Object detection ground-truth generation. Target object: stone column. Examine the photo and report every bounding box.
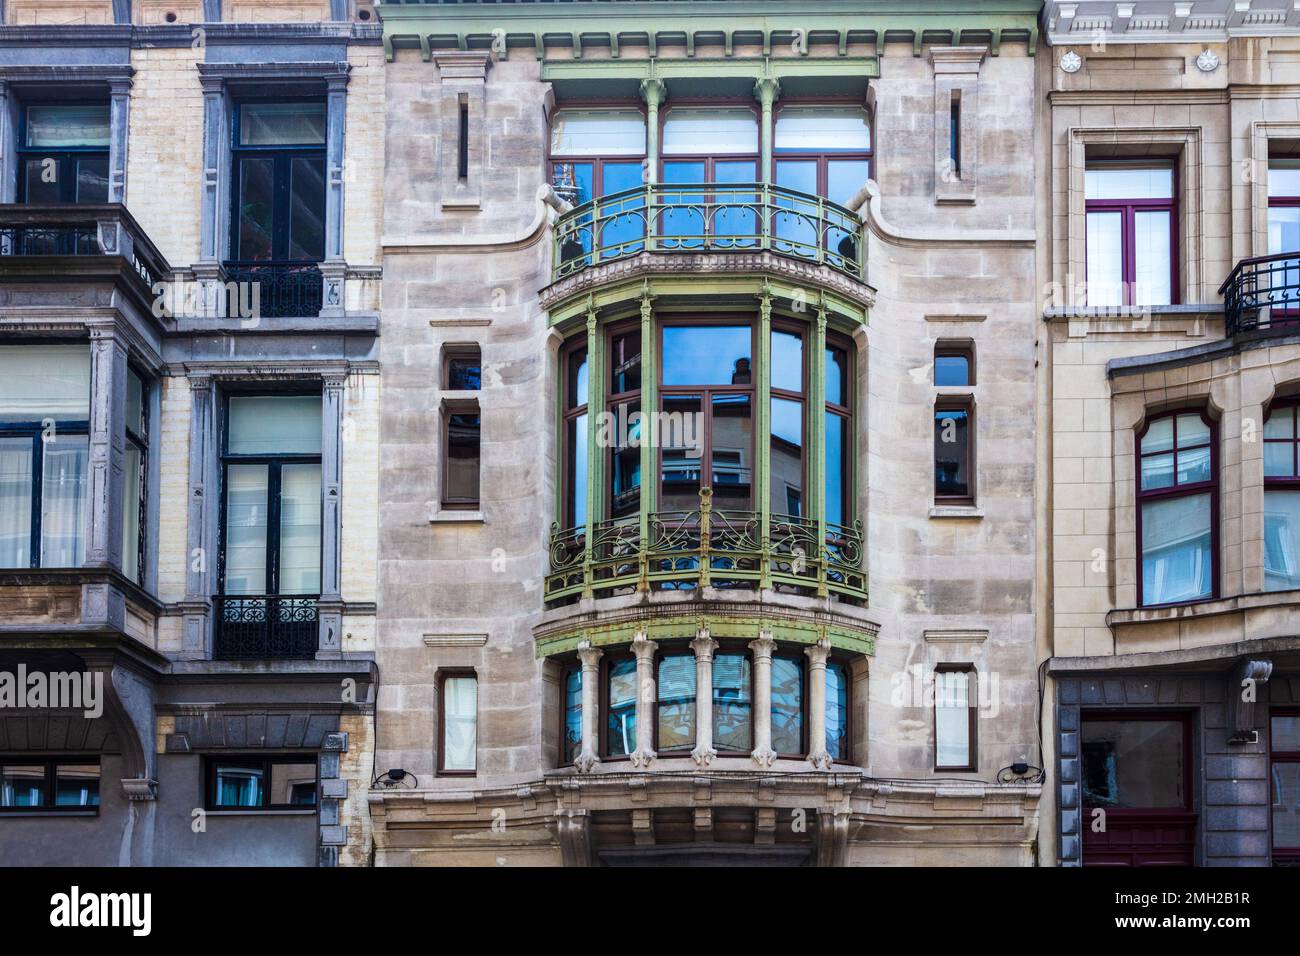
[630,630,657,768]
[317,373,346,658]
[0,81,15,204]
[690,629,718,766]
[575,641,603,773]
[320,68,350,318]
[805,638,832,769]
[183,376,217,660]
[108,78,132,203]
[86,327,127,571]
[749,632,777,768]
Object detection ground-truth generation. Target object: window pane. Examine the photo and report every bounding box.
[711,394,752,509]
[1140,452,1175,491]
[1133,210,1172,307]
[0,438,33,568]
[1265,490,1300,592]
[1082,719,1185,808]
[23,159,61,204]
[0,345,90,422]
[568,348,588,409]
[1265,405,1296,440]
[54,764,99,807]
[442,676,478,771]
[223,464,267,595]
[1176,446,1211,485]
[771,656,804,755]
[1273,762,1300,849]
[75,157,109,203]
[446,356,481,391]
[563,667,583,764]
[568,413,587,527]
[1141,416,1174,454]
[1085,166,1174,200]
[215,762,264,807]
[279,463,321,594]
[125,368,145,437]
[660,394,701,512]
[122,442,142,583]
[1,765,46,807]
[446,412,481,503]
[1085,211,1124,307]
[826,662,849,761]
[826,411,848,527]
[771,397,803,517]
[239,103,326,146]
[1141,493,1212,605]
[610,401,641,518]
[713,652,752,752]
[26,105,110,148]
[1274,715,1300,751]
[1268,160,1300,199]
[1177,413,1210,448]
[550,109,645,158]
[606,659,637,757]
[1265,441,1295,478]
[1269,205,1300,256]
[228,395,322,455]
[610,330,642,395]
[553,160,594,206]
[772,330,803,393]
[663,108,758,155]
[825,347,848,407]
[775,107,871,151]
[656,654,696,752]
[236,157,275,260]
[270,762,317,806]
[827,159,871,206]
[934,407,970,498]
[935,670,972,768]
[934,353,970,387]
[661,326,751,387]
[288,157,326,260]
[41,435,87,567]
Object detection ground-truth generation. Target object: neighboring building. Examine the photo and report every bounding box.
[1040,0,1300,866]
[369,0,1045,866]
[0,0,383,866]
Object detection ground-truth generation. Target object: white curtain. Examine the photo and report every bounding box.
[0,346,90,423]
[443,677,478,772]
[0,437,32,567]
[227,395,322,455]
[279,463,321,594]
[40,436,87,567]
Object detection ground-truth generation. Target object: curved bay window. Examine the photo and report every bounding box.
[603,654,638,759]
[826,659,851,762]
[661,106,759,248]
[1137,410,1216,607]
[771,652,806,757]
[1264,399,1300,591]
[656,651,696,753]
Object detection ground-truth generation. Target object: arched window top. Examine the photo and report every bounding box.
[775,106,871,153]
[1138,409,1213,493]
[550,109,646,158]
[663,106,758,156]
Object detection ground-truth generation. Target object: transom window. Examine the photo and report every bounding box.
[774,105,872,205]
[1085,164,1177,308]
[18,104,110,204]
[550,108,646,204]
[1264,400,1300,592]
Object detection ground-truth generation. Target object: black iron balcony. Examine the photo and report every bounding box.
[1219,252,1300,335]
[552,182,865,284]
[214,594,318,660]
[222,260,324,319]
[0,203,169,291]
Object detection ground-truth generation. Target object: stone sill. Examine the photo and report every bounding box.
[429,510,485,524]
[929,505,984,519]
[1107,587,1300,627]
[202,809,317,817]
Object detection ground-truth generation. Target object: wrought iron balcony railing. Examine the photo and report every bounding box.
[214,594,319,660]
[0,203,169,290]
[222,260,324,319]
[1219,252,1300,335]
[552,182,865,284]
[546,489,866,604]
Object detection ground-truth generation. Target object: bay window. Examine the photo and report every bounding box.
[18,104,109,205]
[1137,410,1216,607]
[661,106,759,248]
[1264,400,1300,591]
[550,108,646,264]
[655,651,697,754]
[771,652,806,757]
[603,654,638,759]
[712,650,753,753]
[1085,164,1177,308]
[561,660,583,766]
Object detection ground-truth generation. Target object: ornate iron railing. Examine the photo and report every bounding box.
[0,203,170,289]
[552,182,865,283]
[222,261,324,319]
[1219,251,1300,335]
[546,489,866,603]
[214,594,319,660]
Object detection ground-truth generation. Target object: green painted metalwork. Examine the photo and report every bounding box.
[552,181,865,284]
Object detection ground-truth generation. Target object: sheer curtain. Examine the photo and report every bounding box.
[40,436,88,567]
[279,463,321,594]
[442,676,478,772]
[0,438,32,567]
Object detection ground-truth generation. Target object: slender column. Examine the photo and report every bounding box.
[107,78,131,203]
[582,307,603,599]
[757,289,772,588]
[318,373,345,658]
[0,81,16,204]
[86,327,127,570]
[183,376,217,660]
[639,78,666,186]
[630,630,658,768]
[637,290,655,589]
[754,78,780,185]
[749,632,777,768]
[320,68,351,317]
[805,638,832,769]
[198,76,227,265]
[812,304,828,596]
[575,641,603,773]
[690,629,718,766]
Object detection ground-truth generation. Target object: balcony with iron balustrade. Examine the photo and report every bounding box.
[1219,251,1300,338]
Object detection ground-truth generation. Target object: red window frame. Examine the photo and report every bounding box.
[1085,163,1180,307]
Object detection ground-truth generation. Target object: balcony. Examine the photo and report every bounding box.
[214,594,319,660]
[552,182,865,285]
[222,260,324,319]
[546,489,866,605]
[0,203,169,292]
[1219,252,1300,336]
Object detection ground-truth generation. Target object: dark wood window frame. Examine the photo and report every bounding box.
[1084,160,1181,307]
[934,397,976,506]
[826,653,854,765]
[771,99,875,195]
[771,649,809,760]
[934,663,978,772]
[558,656,583,768]
[659,100,761,181]
[547,101,648,202]
[16,101,110,204]
[710,643,756,755]
[0,755,101,812]
[561,341,588,528]
[440,398,481,511]
[436,668,479,777]
[600,651,638,761]
[934,340,975,388]
[204,753,319,811]
[443,343,482,392]
[1270,707,1300,866]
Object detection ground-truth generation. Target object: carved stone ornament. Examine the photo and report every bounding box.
[1195,49,1220,73]
[1060,50,1082,74]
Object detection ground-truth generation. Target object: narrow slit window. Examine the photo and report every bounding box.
[949,91,961,180]
[457,98,470,181]
[442,403,481,510]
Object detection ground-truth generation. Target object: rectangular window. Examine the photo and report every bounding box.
[122,367,148,585]
[934,343,974,387]
[1081,716,1187,809]
[442,404,481,509]
[1085,164,1176,308]
[1265,402,1300,592]
[231,101,327,263]
[1272,710,1300,863]
[1268,160,1300,310]
[713,651,752,754]
[206,755,318,810]
[656,652,697,753]
[935,666,976,771]
[826,660,851,762]
[439,673,478,774]
[562,662,583,766]
[18,104,110,204]
[934,403,973,504]
[949,91,961,180]
[0,758,100,811]
[1137,411,1215,606]
[457,99,470,181]
[444,344,481,391]
[604,656,637,758]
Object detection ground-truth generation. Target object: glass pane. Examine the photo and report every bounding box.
[713,652,752,752]
[1177,413,1210,447]
[1269,205,1300,257]
[771,656,804,755]
[827,159,871,206]
[711,394,752,509]
[1085,211,1124,308]
[610,400,641,519]
[215,762,264,807]
[610,330,642,395]
[1082,719,1185,808]
[122,442,142,583]
[601,161,643,197]
[288,157,326,260]
[1,765,46,807]
[775,107,871,152]
[0,438,33,568]
[550,109,645,157]
[563,667,583,764]
[775,160,819,255]
[934,353,970,387]
[1273,762,1300,849]
[567,348,588,409]
[26,105,110,148]
[935,670,972,767]
[1265,441,1295,478]
[236,157,275,260]
[125,368,145,437]
[1141,493,1212,605]
[713,161,758,245]
[568,413,587,527]
[1141,416,1174,454]
[239,102,326,146]
[223,464,267,595]
[553,161,594,206]
[1264,490,1300,592]
[447,356,481,391]
[1134,210,1172,307]
[442,676,478,771]
[75,157,109,203]
[826,411,848,527]
[660,161,707,248]
[270,762,316,806]
[1265,405,1296,440]
[771,397,803,517]
[1140,452,1175,491]
[54,764,99,807]
[772,330,803,393]
[1268,160,1300,199]
[662,108,758,155]
[934,407,970,498]
[660,394,701,512]
[23,158,61,203]
[0,345,90,423]
[1274,714,1300,751]
[656,654,696,752]
[598,161,645,255]
[826,662,849,761]
[41,434,87,567]
[1176,446,1211,485]
[606,659,637,757]
[279,463,321,594]
[1084,166,1174,200]
[661,326,751,387]
[825,347,848,406]
[446,412,481,503]
[228,395,322,455]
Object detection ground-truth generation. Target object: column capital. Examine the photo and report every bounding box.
[639,78,667,108]
[753,77,782,106]
[577,640,603,670]
[748,633,776,661]
[631,629,658,661]
[690,631,717,661]
[805,636,831,669]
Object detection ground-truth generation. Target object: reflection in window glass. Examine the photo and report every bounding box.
[1082,719,1185,808]
[606,659,637,757]
[661,326,752,386]
[54,764,100,807]
[827,661,849,761]
[713,652,752,752]
[445,412,481,505]
[215,762,264,807]
[563,666,582,765]
[934,352,970,387]
[1265,490,1300,591]
[934,407,971,500]
[663,108,758,155]
[657,653,697,752]
[239,103,327,147]
[771,398,803,517]
[26,105,111,148]
[775,107,871,152]
[550,109,646,157]
[711,393,752,509]
[772,330,803,393]
[771,656,804,755]
[1141,493,1212,605]
[1,765,46,807]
